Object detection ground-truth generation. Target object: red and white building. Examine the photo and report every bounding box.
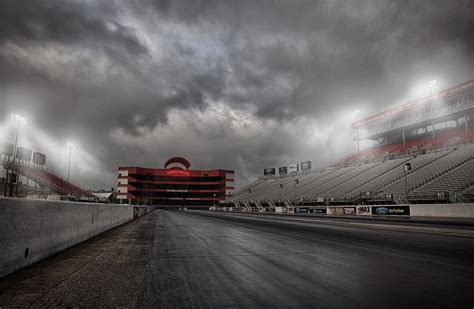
[346,79,474,162]
[116,156,234,206]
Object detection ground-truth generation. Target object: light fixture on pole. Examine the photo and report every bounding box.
[9,114,26,197]
[11,114,26,164]
[66,142,75,182]
[424,80,437,95]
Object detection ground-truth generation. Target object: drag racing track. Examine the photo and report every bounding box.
[1,210,474,308]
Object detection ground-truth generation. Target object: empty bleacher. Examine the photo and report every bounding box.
[230,142,474,205]
[378,145,473,199]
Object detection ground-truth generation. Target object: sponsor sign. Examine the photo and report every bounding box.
[288,163,299,173]
[166,169,190,176]
[279,166,288,175]
[16,147,32,161]
[356,206,372,216]
[295,207,308,213]
[301,161,312,170]
[309,207,327,214]
[328,206,345,215]
[264,168,276,176]
[343,207,356,215]
[33,152,46,165]
[0,141,14,156]
[372,206,410,216]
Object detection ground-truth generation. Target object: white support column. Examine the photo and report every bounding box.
[465,113,469,134]
[402,129,406,148]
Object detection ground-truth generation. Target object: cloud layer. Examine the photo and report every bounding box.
[0,0,473,189]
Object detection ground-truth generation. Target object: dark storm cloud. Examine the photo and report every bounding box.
[0,1,147,56]
[0,0,473,189]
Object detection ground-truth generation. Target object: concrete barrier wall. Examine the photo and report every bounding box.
[213,203,474,219]
[410,204,474,218]
[0,198,137,278]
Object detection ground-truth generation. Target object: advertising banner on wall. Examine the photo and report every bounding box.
[327,206,356,215]
[279,166,288,175]
[33,152,47,165]
[295,207,309,213]
[301,161,312,170]
[372,205,410,216]
[0,141,14,156]
[327,206,345,215]
[309,207,327,214]
[356,206,372,216]
[264,168,276,176]
[343,207,356,215]
[288,163,299,173]
[16,147,32,161]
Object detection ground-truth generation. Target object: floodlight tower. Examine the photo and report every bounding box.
[11,114,26,164]
[8,114,26,197]
[66,142,75,181]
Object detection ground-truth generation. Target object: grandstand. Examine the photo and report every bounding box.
[230,79,474,207]
[1,151,94,199]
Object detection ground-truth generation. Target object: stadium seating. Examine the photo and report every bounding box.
[4,162,94,198]
[230,142,474,205]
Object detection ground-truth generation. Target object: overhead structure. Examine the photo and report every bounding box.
[347,79,474,162]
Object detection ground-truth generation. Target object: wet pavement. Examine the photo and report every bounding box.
[1,210,474,308]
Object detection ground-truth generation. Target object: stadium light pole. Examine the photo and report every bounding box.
[66,142,75,182]
[11,114,26,164]
[9,114,26,197]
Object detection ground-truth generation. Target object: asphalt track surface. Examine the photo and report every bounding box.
[1,210,474,308]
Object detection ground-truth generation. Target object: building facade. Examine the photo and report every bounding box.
[345,79,474,162]
[116,156,234,206]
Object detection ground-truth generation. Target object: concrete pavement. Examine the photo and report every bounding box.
[1,210,473,308]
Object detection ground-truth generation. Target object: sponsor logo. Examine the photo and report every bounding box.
[264,168,276,175]
[288,164,299,173]
[166,169,191,176]
[301,161,312,170]
[344,207,356,215]
[372,206,410,216]
[357,206,371,215]
[376,207,389,215]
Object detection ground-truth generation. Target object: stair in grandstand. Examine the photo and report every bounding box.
[340,150,451,202]
[3,161,94,198]
[409,157,474,202]
[274,170,336,201]
[378,144,474,200]
[303,162,382,200]
[334,157,410,200]
[458,184,474,203]
[231,179,262,200]
[279,169,336,200]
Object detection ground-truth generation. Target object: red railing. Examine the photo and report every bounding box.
[4,162,94,197]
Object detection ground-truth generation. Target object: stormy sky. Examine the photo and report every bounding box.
[0,0,473,189]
